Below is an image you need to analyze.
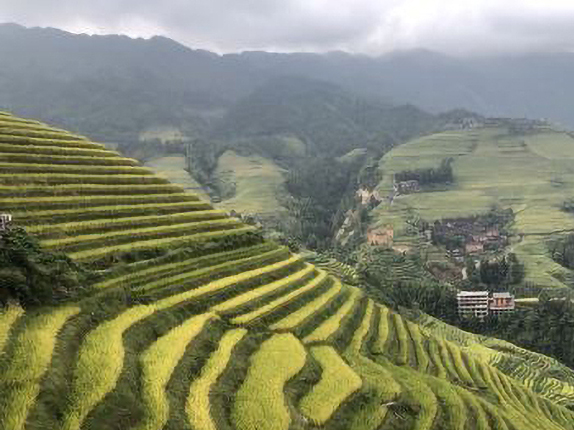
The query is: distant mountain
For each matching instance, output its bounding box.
[0,23,258,140]
[234,48,574,128]
[214,76,437,159]
[3,23,574,142]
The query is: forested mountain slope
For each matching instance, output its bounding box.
[1,112,574,430]
[5,23,574,137]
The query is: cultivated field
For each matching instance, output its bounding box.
[374,126,574,288]
[0,112,573,430]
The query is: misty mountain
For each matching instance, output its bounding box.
[2,22,574,141]
[214,76,439,159]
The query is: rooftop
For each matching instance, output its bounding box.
[457,291,489,297]
[492,292,513,298]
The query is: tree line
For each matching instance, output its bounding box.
[395,157,454,186]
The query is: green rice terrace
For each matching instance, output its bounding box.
[1,111,574,430]
[374,123,574,289]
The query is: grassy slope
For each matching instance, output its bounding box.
[374,126,574,288]
[144,155,210,200]
[0,112,573,430]
[214,150,287,217]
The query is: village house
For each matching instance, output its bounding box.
[465,241,484,254]
[0,213,12,231]
[394,180,420,195]
[489,292,515,315]
[356,187,382,205]
[367,226,394,246]
[447,248,465,263]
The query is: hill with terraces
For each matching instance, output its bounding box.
[1,111,574,430]
[373,122,574,290]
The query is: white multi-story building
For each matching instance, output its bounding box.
[457,291,490,319]
[457,290,516,318]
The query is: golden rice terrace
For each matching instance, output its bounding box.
[1,111,574,430]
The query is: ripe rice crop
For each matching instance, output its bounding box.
[383,364,438,430]
[0,120,63,130]
[427,339,448,379]
[0,306,79,430]
[96,244,284,290]
[0,152,138,166]
[0,304,24,355]
[438,340,464,383]
[391,313,409,366]
[0,173,168,186]
[186,329,247,430]
[348,299,375,354]
[230,269,329,325]
[15,201,211,225]
[270,277,342,331]
[28,210,226,239]
[303,287,362,344]
[0,134,102,149]
[4,192,197,212]
[0,121,77,135]
[0,162,152,175]
[406,322,429,372]
[424,377,466,430]
[232,333,306,430]
[62,256,302,429]
[42,218,242,254]
[456,388,490,430]
[135,313,214,430]
[213,264,316,315]
[372,306,390,354]
[0,127,86,141]
[131,250,297,293]
[444,341,475,386]
[0,183,183,198]
[0,115,42,124]
[299,346,362,425]
[0,142,117,157]
[461,352,488,388]
[69,226,255,261]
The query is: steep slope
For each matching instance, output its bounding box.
[0,112,573,430]
[373,122,574,289]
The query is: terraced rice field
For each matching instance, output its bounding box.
[1,112,573,430]
[374,126,574,288]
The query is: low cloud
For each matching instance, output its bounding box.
[2,0,574,55]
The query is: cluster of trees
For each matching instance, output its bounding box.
[464,253,525,289]
[548,233,574,269]
[395,157,454,186]
[355,247,459,322]
[285,157,360,249]
[0,227,96,307]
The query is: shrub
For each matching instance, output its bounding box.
[0,227,96,307]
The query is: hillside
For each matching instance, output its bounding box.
[7,23,574,137]
[1,112,574,430]
[373,122,574,289]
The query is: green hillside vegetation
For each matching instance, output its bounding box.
[213,150,288,218]
[1,112,574,430]
[374,125,574,289]
[144,156,207,197]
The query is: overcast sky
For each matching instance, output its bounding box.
[1,0,574,55]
